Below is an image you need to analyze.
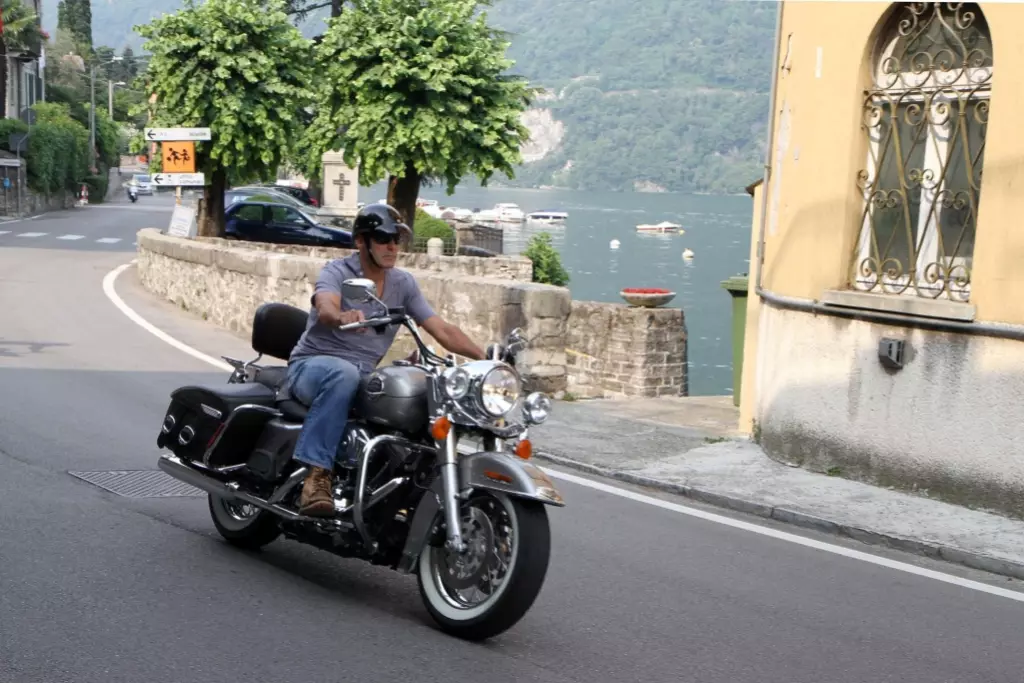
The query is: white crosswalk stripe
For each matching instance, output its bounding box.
[17,232,47,237]
[0,230,10,236]
[57,234,85,240]
[95,237,122,244]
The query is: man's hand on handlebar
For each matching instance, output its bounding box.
[338,309,365,326]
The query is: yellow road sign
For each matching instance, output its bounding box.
[162,141,196,174]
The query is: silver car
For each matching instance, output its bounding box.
[131,174,154,195]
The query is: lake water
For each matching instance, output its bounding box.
[361,182,754,396]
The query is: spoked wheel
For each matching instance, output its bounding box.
[417,492,551,640]
[208,493,281,550]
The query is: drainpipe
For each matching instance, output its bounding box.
[751,2,1024,342]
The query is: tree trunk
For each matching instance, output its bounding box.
[308,174,322,207]
[331,0,343,17]
[387,161,420,231]
[199,167,227,237]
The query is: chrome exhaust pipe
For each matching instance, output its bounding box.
[158,455,344,526]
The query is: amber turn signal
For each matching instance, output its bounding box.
[514,439,532,460]
[430,416,452,441]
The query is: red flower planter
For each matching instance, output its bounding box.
[620,288,676,308]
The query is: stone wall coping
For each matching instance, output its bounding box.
[189,232,534,278]
[136,227,553,290]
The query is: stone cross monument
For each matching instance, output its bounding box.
[319,150,360,219]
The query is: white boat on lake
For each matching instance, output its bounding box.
[472,203,525,224]
[526,210,569,224]
[636,221,683,234]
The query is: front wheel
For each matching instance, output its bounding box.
[208,493,281,550]
[417,492,551,640]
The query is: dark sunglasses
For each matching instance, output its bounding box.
[369,230,405,245]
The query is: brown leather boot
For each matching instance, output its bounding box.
[299,466,335,517]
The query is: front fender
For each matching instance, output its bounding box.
[395,451,564,574]
[458,451,565,508]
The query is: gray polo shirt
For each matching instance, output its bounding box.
[289,253,437,374]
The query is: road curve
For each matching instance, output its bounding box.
[2,199,1023,683]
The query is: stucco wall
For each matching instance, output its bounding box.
[739,2,1024,516]
[135,229,688,399]
[758,1,1024,323]
[752,303,1024,518]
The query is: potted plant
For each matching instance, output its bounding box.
[620,287,676,308]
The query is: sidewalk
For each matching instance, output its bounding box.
[530,395,1024,581]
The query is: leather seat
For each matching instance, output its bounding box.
[277,397,309,422]
[253,365,289,391]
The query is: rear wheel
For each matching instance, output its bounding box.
[208,494,281,550]
[417,492,551,640]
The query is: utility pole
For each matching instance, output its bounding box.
[89,65,95,160]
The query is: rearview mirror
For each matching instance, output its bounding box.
[342,278,377,303]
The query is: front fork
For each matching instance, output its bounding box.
[439,428,466,553]
[437,429,509,553]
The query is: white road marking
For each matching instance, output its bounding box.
[0,230,10,235]
[102,261,233,372]
[57,234,85,240]
[96,237,122,244]
[101,261,1024,604]
[17,232,47,238]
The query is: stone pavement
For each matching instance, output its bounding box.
[529,395,1024,581]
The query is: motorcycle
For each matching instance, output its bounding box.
[155,277,563,640]
[127,185,138,203]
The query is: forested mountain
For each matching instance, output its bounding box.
[42,0,777,194]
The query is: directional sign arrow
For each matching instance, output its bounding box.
[151,172,206,187]
[144,127,212,142]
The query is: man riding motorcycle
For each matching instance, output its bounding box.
[285,203,486,516]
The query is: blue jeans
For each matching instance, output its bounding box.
[287,355,363,470]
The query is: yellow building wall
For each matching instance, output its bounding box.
[757,0,1024,325]
[739,1,1024,518]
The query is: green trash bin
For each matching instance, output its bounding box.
[720,274,750,407]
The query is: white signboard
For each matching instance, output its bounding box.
[0,158,23,167]
[167,204,197,238]
[145,127,212,142]
[152,172,206,186]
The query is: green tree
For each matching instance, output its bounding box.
[522,232,569,287]
[2,0,42,120]
[299,0,534,228]
[56,0,93,57]
[136,0,314,236]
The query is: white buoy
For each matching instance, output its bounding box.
[682,248,694,259]
[610,239,620,249]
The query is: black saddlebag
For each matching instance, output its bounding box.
[157,383,278,464]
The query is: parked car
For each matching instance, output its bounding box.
[224,200,353,248]
[258,183,319,207]
[226,186,313,213]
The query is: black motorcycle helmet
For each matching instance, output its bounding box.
[351,203,413,268]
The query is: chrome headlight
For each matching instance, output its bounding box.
[444,367,471,399]
[479,365,521,417]
[522,392,552,425]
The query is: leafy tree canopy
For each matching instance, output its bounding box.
[299,0,534,222]
[135,0,314,234]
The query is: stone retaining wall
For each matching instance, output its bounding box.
[135,229,688,398]
[567,301,687,398]
[197,236,533,281]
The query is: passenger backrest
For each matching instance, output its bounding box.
[251,302,310,361]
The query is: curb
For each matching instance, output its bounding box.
[533,449,1024,582]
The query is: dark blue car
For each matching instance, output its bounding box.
[225,201,353,248]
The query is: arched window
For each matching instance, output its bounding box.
[852,2,991,302]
